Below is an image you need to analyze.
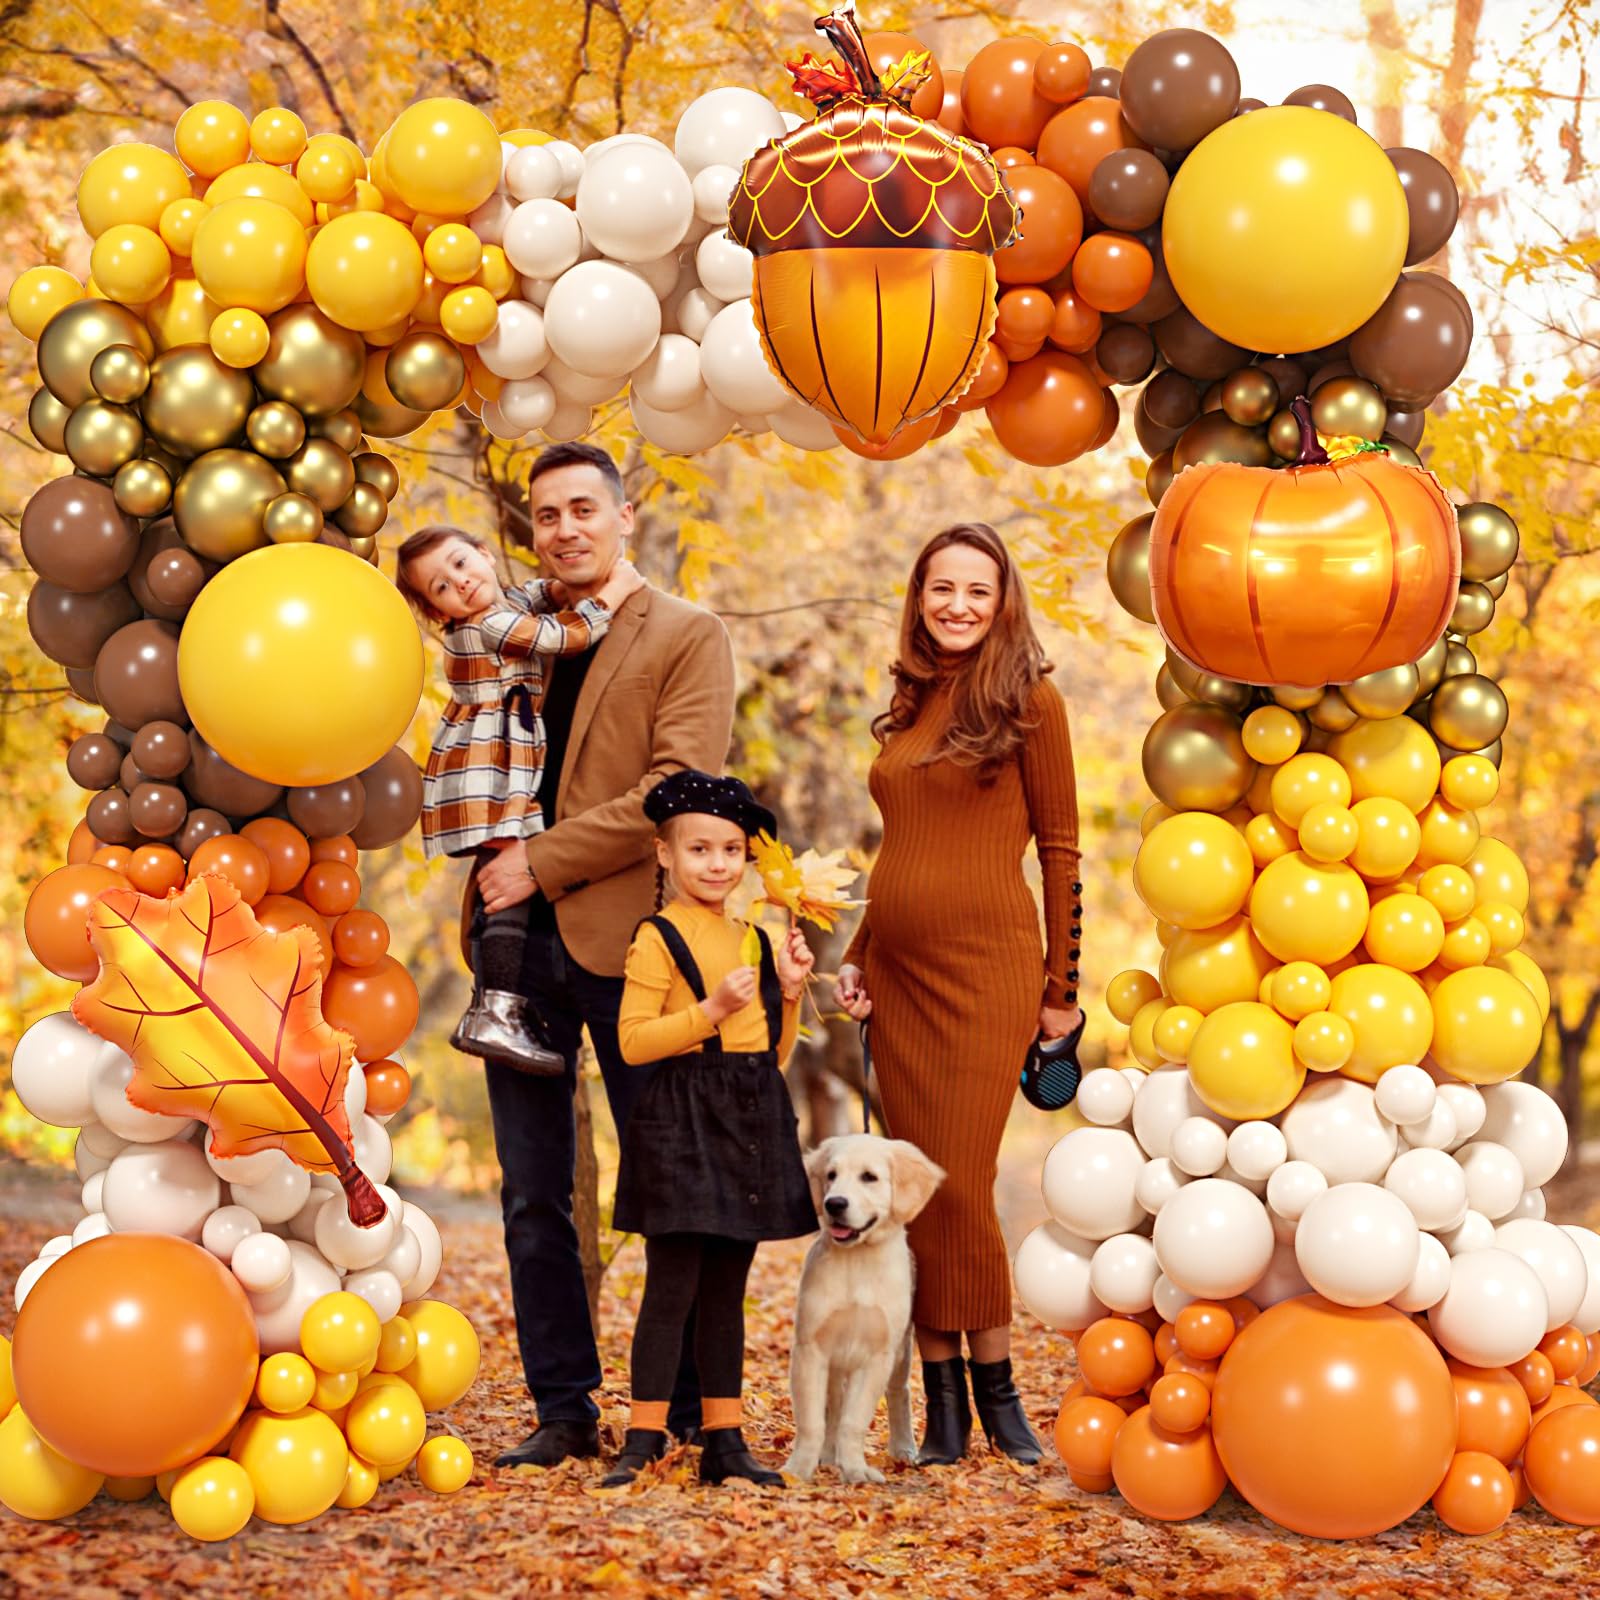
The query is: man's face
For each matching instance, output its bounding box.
[530,464,633,595]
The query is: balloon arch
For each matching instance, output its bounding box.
[3,0,1596,1545]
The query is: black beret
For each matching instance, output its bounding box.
[643,769,777,838]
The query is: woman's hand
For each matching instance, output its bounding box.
[835,963,872,1021]
[776,925,815,996]
[1040,1002,1083,1041]
[704,966,759,1025]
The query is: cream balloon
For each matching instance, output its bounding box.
[1226,1121,1288,1181]
[1374,1064,1436,1126]
[674,285,725,342]
[698,298,791,415]
[505,145,564,203]
[315,1184,399,1270]
[1266,1158,1327,1221]
[200,1203,262,1264]
[497,378,557,433]
[1560,1225,1600,1334]
[767,402,841,451]
[693,232,755,301]
[1076,1069,1136,1128]
[399,1203,443,1301]
[228,1151,312,1225]
[73,1212,111,1245]
[1456,1141,1526,1220]
[575,143,694,263]
[623,253,682,298]
[342,1267,404,1326]
[1152,1178,1275,1300]
[630,333,704,413]
[1492,1217,1588,1330]
[542,140,584,197]
[101,1138,220,1238]
[88,1046,195,1144]
[1428,1247,1548,1367]
[205,1145,285,1186]
[1012,1222,1106,1332]
[1437,1082,1487,1148]
[249,1239,342,1356]
[674,86,787,179]
[630,386,735,455]
[1153,1272,1196,1323]
[1383,1146,1468,1231]
[1294,1182,1420,1307]
[1134,1156,1188,1215]
[1170,1116,1228,1177]
[474,299,548,380]
[1249,1239,1313,1308]
[352,1115,393,1187]
[541,397,593,443]
[1132,1064,1223,1160]
[9,1013,100,1128]
[541,355,625,405]
[1441,1209,1495,1254]
[379,1222,423,1290]
[543,260,661,379]
[1280,1078,1398,1184]
[467,193,512,247]
[691,163,740,225]
[1041,1127,1146,1240]
[1089,1233,1161,1314]
[1391,1232,1452,1312]
[502,199,583,280]
[1477,1081,1569,1189]
[1399,1098,1458,1151]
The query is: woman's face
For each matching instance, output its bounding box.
[920,543,1002,654]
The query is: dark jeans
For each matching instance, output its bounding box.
[481,920,700,1428]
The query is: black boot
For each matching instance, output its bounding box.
[494,1419,600,1469]
[601,1428,667,1488]
[917,1357,971,1466]
[699,1427,783,1486]
[970,1357,1043,1465]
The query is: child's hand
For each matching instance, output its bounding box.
[544,578,569,607]
[776,926,814,995]
[598,558,644,609]
[704,965,759,1025]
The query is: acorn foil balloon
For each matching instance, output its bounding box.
[727,4,1019,446]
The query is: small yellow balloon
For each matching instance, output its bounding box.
[1327,963,1433,1083]
[1327,716,1442,815]
[336,1452,380,1508]
[1415,796,1481,868]
[1297,802,1358,864]
[1363,894,1445,972]
[78,143,191,236]
[1490,949,1548,1022]
[0,1407,104,1521]
[424,223,483,284]
[1127,996,1172,1070]
[1270,754,1352,830]
[6,266,84,340]
[170,1455,255,1542]
[1441,755,1499,812]
[416,1435,474,1494]
[297,136,363,204]
[1466,837,1529,915]
[473,244,518,300]
[1188,1001,1305,1118]
[1270,961,1332,1021]
[376,1317,418,1374]
[158,197,211,257]
[175,102,251,178]
[1437,915,1490,971]
[1348,796,1422,883]
[256,1353,318,1415]
[1241,706,1303,766]
[440,284,497,343]
[192,198,308,315]
[1107,969,1162,1026]
[399,1301,481,1411]
[88,223,171,305]
[1293,1010,1355,1073]
[1249,852,1370,965]
[204,162,315,229]
[301,1291,383,1375]
[322,179,387,220]
[384,98,504,217]
[1430,966,1543,1084]
[344,1380,426,1469]
[1476,901,1525,956]
[210,307,271,368]
[1133,812,1256,932]
[104,1474,156,1501]
[1162,916,1275,1013]
[306,212,425,332]
[229,1408,347,1525]
[250,107,308,166]
[312,1366,361,1412]
[1152,1004,1204,1063]
[1418,864,1476,922]
[1140,802,1176,838]
[145,277,221,350]
[1244,812,1297,869]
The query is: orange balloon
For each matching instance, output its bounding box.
[1449,1362,1531,1466]
[25,863,127,981]
[936,70,966,136]
[126,844,184,896]
[187,834,271,906]
[1433,1450,1515,1535]
[860,31,944,122]
[995,334,1044,364]
[1222,1297,1262,1331]
[953,342,1009,412]
[986,349,1105,467]
[11,1234,257,1477]
[68,817,96,865]
[931,406,962,440]
[1175,1304,1236,1362]
[309,833,359,866]
[1072,232,1154,313]
[1153,1324,1178,1366]
[1509,1458,1532,1510]
[1035,43,1091,105]
[1111,1407,1227,1520]
[1076,1317,1156,1397]
[994,166,1082,285]
[960,39,1057,151]
[92,845,133,874]
[1580,1334,1600,1388]
[1054,1394,1126,1478]
[1047,286,1102,353]
[1539,1324,1588,1383]
[363,1059,411,1116]
[989,145,1034,170]
[833,409,942,462]
[333,909,390,968]
[1524,1406,1600,1525]
[322,954,419,1060]
[302,860,362,918]
[1530,1382,1598,1428]
[1162,1351,1219,1389]
[1211,1296,1456,1538]
[1509,1351,1555,1407]
[241,817,312,895]
[255,892,335,973]
[1090,386,1120,449]
[996,286,1055,346]
[1037,97,1147,209]
[1149,1373,1210,1434]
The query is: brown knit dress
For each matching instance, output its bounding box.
[843,676,1080,1331]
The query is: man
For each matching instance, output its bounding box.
[468,441,736,1468]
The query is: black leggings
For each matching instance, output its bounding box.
[632,1234,756,1403]
[474,845,531,992]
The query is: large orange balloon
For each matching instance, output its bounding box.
[993,166,1082,285]
[1433,1450,1515,1535]
[1054,1394,1125,1480]
[1524,1405,1600,1525]
[241,817,311,895]
[255,892,334,973]
[1037,97,1147,209]
[25,863,127,981]
[960,39,1058,151]
[187,834,271,906]
[1449,1362,1531,1465]
[322,954,419,1060]
[986,349,1104,467]
[1211,1296,1456,1537]
[11,1234,257,1477]
[1111,1407,1227,1520]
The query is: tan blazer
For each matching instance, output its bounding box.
[460,583,736,978]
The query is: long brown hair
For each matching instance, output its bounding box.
[394,526,491,626]
[872,523,1049,775]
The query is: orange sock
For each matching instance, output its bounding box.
[629,1400,669,1432]
[702,1397,742,1431]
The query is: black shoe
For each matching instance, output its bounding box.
[970,1357,1043,1464]
[601,1428,667,1488]
[917,1357,971,1466]
[699,1427,783,1486]
[494,1419,600,1469]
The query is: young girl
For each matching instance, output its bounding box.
[605,770,817,1488]
[396,526,642,1074]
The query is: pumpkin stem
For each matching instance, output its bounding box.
[1290,397,1331,466]
[815,2,881,98]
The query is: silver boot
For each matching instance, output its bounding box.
[455,989,566,1076]
[450,995,486,1054]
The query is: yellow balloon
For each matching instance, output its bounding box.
[501,128,553,148]
[1437,915,1490,971]
[1415,796,1480,868]
[210,307,271,368]
[1466,837,1529,915]
[1107,969,1162,1025]
[440,284,497,343]
[1249,852,1370,964]
[1327,963,1433,1083]
[301,1292,382,1375]
[1418,863,1476,922]
[0,1407,103,1521]
[1270,960,1332,1021]
[306,212,425,333]
[322,179,387,220]
[1244,812,1297,869]
[159,197,211,256]
[416,1435,474,1494]
[250,107,308,166]
[256,1353,317,1415]
[192,198,308,315]
[1491,950,1549,1021]
[1161,106,1408,354]
[384,98,504,217]
[1292,1010,1355,1073]
[1140,802,1176,838]
[6,266,84,340]
[1188,1001,1305,1119]
[177,542,424,786]
[1241,705,1303,766]
[297,136,363,205]
[205,162,316,229]
[473,244,518,300]
[175,102,251,178]
[1270,754,1352,830]
[145,277,221,350]
[423,223,483,284]
[169,1455,255,1542]
[1161,915,1275,1013]
[376,1317,418,1374]
[1327,717,1442,814]
[1244,761,1278,816]
[1430,967,1544,1084]
[0,1333,15,1419]
[1128,996,1171,1070]
[1151,1003,1204,1063]
[1348,796,1421,882]
[1134,812,1256,931]
[399,1301,481,1411]
[1441,755,1499,812]
[78,143,191,236]
[1477,901,1525,956]
[229,1408,347,1525]
[344,1381,426,1469]
[1297,801,1358,864]
[1363,893,1445,972]
[104,1474,156,1501]
[89,223,171,305]
[336,1452,380,1509]
[311,1366,361,1412]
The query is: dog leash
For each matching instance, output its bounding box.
[858,1020,873,1134]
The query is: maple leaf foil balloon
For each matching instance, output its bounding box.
[728,3,1019,446]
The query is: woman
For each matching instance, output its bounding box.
[836,523,1082,1467]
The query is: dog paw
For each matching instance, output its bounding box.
[840,1462,886,1485]
[888,1442,917,1465]
[782,1453,819,1481]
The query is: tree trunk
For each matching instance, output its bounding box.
[1554,988,1600,1172]
[574,1070,603,1327]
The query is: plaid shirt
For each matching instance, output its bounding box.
[419,580,612,859]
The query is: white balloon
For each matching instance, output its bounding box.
[1384,1146,1469,1231]
[343,1267,404,1325]
[467,192,513,247]
[88,1046,195,1144]
[542,139,585,197]
[781,110,804,132]
[1171,1117,1228,1177]
[10,1012,100,1127]
[72,1211,112,1245]
[767,402,841,452]
[623,253,683,299]
[1493,1218,1588,1330]
[576,144,693,263]
[1392,1232,1452,1312]
[379,1222,423,1288]
[1456,1140,1525,1220]
[1478,1081,1569,1189]
[488,377,553,435]
[1400,1098,1458,1151]
[1295,1183,1420,1307]
[475,298,550,380]
[541,355,625,405]
[201,1204,262,1264]
[39,1235,74,1260]
[1249,1239,1313,1308]
[691,163,740,225]
[1226,1121,1288,1181]
[1281,1078,1397,1184]
[693,233,755,301]
[287,1189,333,1244]
[205,1145,284,1186]
[352,1115,393,1187]
[81,1171,104,1213]
[342,1064,367,1126]
[674,86,787,179]
[315,1184,399,1270]
[1090,1233,1161,1314]
[251,1240,342,1357]
[229,1151,312,1225]
[506,144,564,203]
[630,386,735,455]
[79,1120,128,1159]
[1152,1178,1275,1300]
[1077,1069,1134,1128]
[231,1230,293,1294]
[584,132,672,164]
[630,334,703,413]
[523,276,555,308]
[1132,1065,1218,1160]
[1216,1159,1269,1197]
[1506,1188,1547,1221]
[1560,1225,1600,1334]
[1271,1207,1299,1244]
[1134,1156,1187,1215]
[74,1133,112,1180]
[544,261,662,379]
[1152,1272,1196,1323]
[102,1138,220,1239]
[1012,1222,1106,1332]
[674,286,725,343]
[1374,1064,1436,1126]
[1441,1209,1495,1254]
[1429,1247,1549,1367]
[699,299,792,415]
[503,199,583,280]
[14,1257,56,1312]
[1041,1127,1146,1241]
[541,397,593,443]
[399,1204,443,1301]
[1437,1083,1487,1149]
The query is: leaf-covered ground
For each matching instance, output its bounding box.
[4,1164,1600,1600]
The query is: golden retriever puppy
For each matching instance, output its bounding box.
[784,1135,945,1484]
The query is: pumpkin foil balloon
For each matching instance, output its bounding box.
[728,4,1019,446]
[1149,400,1460,688]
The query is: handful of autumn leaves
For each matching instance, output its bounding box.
[735,833,864,997]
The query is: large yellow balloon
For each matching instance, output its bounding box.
[0,1407,104,1521]
[192,198,309,314]
[1188,1001,1305,1119]
[399,1301,481,1411]
[384,99,504,218]
[1349,796,1422,882]
[1271,754,1352,830]
[169,1455,255,1541]
[301,1293,382,1375]
[229,1407,347,1525]
[1249,852,1370,964]
[177,543,424,786]
[6,266,84,340]
[1161,106,1409,354]
[1328,963,1433,1083]
[1134,812,1256,931]
[1328,718,1442,814]
[345,1381,426,1469]
[204,162,315,229]
[1466,837,1530,914]
[77,143,191,236]
[1430,966,1544,1084]
[1491,950,1549,1022]
[1161,915,1275,1013]
[306,212,426,333]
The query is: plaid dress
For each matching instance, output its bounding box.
[420,581,612,859]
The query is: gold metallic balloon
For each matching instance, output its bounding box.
[1457,502,1519,583]
[333,480,388,538]
[1450,582,1495,636]
[1141,703,1256,813]
[1414,634,1449,696]
[354,391,430,439]
[1443,641,1477,679]
[1165,647,1204,699]
[1379,436,1421,468]
[28,387,71,453]
[1483,571,1509,599]
[385,331,466,413]
[310,407,363,454]
[1429,673,1509,751]
[1267,408,1302,459]
[353,451,400,501]
[1310,377,1388,443]
[1340,662,1420,720]
[246,400,308,459]
[253,305,366,417]
[347,534,378,560]
[1220,367,1278,427]
[1155,664,1189,711]
[286,437,356,512]
[1172,411,1273,472]
[141,347,254,457]
[1190,672,1253,714]
[1107,514,1155,624]
[64,399,145,476]
[1272,683,1325,711]
[1307,688,1359,733]
[263,491,325,543]
[90,343,151,404]
[172,448,287,561]
[113,458,174,517]
[1146,449,1174,507]
[37,299,153,408]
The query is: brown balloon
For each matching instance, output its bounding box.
[1386,147,1459,265]
[67,732,123,790]
[132,719,191,780]
[145,547,209,611]
[1087,150,1170,231]
[1310,377,1388,441]
[1107,514,1156,623]
[20,477,140,593]
[27,578,141,668]
[176,807,232,860]
[1088,67,1122,97]
[351,747,425,850]
[1385,407,1426,448]
[288,778,367,837]
[1457,503,1519,582]
[1221,368,1279,426]
[1283,84,1357,122]
[29,388,72,453]
[119,751,146,793]
[1153,307,1249,381]
[1172,411,1273,472]
[184,730,284,818]
[1235,97,1267,116]
[1142,370,1201,430]
[1349,273,1472,408]
[1135,402,1184,458]
[1146,448,1175,506]
[93,619,184,728]
[86,786,136,845]
[126,518,185,621]
[1119,29,1240,151]
[129,781,188,839]
[65,666,100,706]
[1097,323,1157,384]
[1256,357,1309,408]
[101,717,136,748]
[1118,233,1181,324]
[1307,359,1355,392]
